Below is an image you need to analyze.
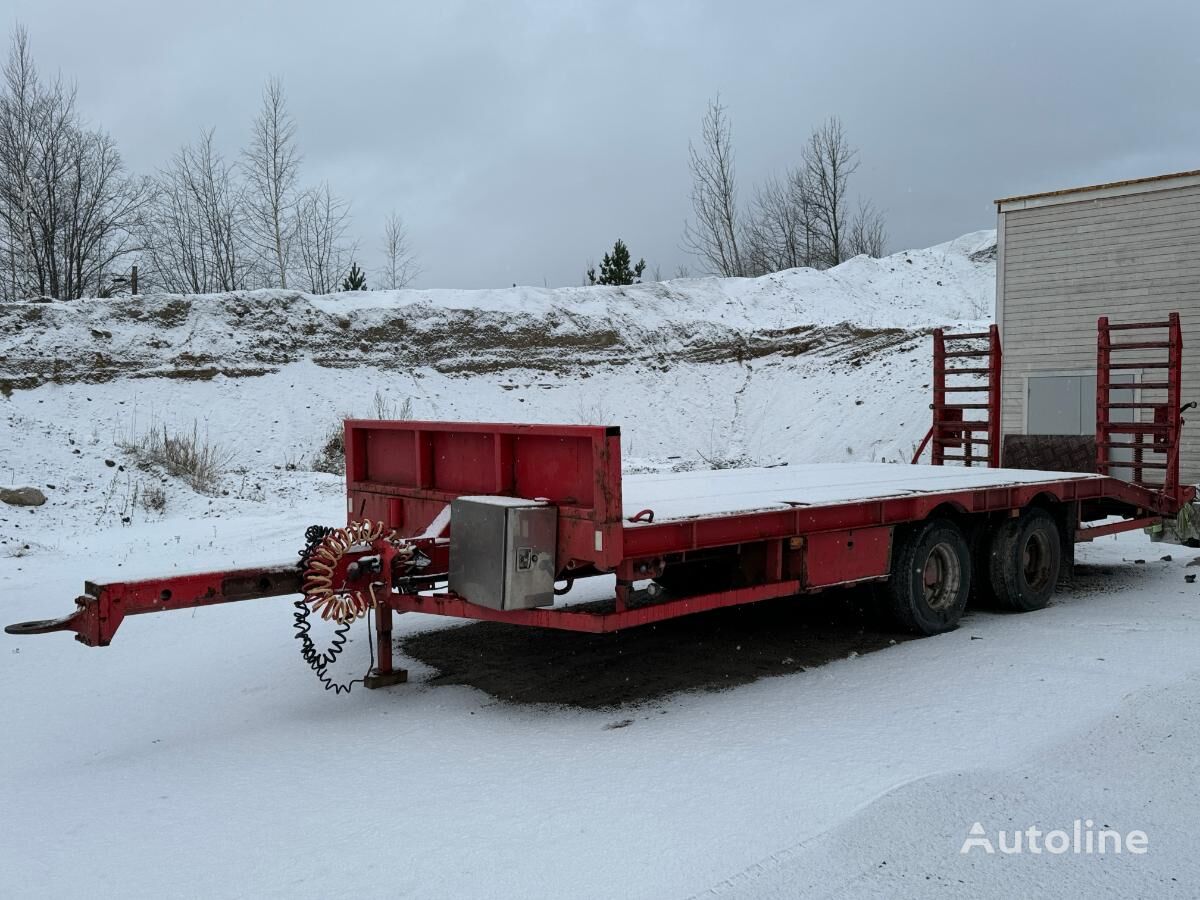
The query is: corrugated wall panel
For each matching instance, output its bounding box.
[998,183,1200,486]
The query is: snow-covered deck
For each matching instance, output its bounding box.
[623,462,1101,523]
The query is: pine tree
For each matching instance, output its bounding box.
[342,261,367,291]
[587,239,646,286]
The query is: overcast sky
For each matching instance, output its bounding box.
[9,0,1200,289]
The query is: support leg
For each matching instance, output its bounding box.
[364,606,407,689]
[615,579,632,613]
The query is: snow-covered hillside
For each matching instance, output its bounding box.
[0,232,996,550]
[0,231,995,390]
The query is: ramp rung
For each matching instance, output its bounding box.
[1108,341,1171,350]
[943,331,991,340]
[1102,423,1170,434]
[1103,381,1169,391]
[1109,361,1170,369]
[934,421,991,430]
[943,367,991,375]
[943,349,991,358]
[1098,442,1166,453]
[943,385,990,392]
[1107,321,1172,331]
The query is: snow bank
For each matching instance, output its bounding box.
[0,232,995,389]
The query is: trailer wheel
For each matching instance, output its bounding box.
[988,508,1061,612]
[885,518,971,635]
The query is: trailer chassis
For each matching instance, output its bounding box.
[7,314,1195,691]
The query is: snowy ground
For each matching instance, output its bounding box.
[3,519,1198,898]
[4,231,1199,897]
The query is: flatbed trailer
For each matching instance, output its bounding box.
[7,315,1196,692]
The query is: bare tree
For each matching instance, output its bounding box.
[846,198,887,258]
[379,211,419,289]
[242,77,299,289]
[744,173,804,275]
[0,26,148,300]
[0,26,37,299]
[682,96,744,277]
[294,182,353,294]
[142,130,247,293]
[745,163,837,275]
[803,117,858,267]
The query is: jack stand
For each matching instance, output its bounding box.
[365,603,406,689]
[364,667,408,689]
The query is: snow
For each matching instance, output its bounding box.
[3,525,1198,898]
[458,495,547,508]
[4,230,1199,897]
[625,463,1101,522]
[304,230,996,329]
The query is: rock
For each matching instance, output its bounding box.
[104,459,116,467]
[0,487,47,507]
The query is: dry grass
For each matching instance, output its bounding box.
[140,481,167,512]
[372,389,413,420]
[311,390,412,475]
[312,423,347,475]
[121,421,233,494]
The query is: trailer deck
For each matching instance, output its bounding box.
[621,463,1106,523]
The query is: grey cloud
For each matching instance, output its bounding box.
[14,0,1200,288]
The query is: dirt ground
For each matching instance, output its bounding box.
[400,588,913,710]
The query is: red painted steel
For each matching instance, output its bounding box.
[988,326,1003,466]
[915,324,1001,466]
[385,580,804,633]
[620,473,1175,558]
[1096,314,1193,510]
[4,565,301,646]
[803,527,893,588]
[344,420,625,572]
[1076,516,1163,542]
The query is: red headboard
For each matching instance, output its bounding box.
[343,420,624,571]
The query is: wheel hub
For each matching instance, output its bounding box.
[922,541,962,611]
[1022,531,1052,591]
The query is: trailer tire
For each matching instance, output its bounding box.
[885,518,971,635]
[988,508,1061,612]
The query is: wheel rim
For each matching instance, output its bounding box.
[1022,530,1053,591]
[922,541,962,611]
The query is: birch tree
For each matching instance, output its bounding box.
[294,182,352,294]
[803,117,858,267]
[682,96,744,277]
[380,210,419,289]
[242,77,299,288]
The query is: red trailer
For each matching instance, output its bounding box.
[7,315,1195,692]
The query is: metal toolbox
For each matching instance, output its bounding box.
[448,496,557,610]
